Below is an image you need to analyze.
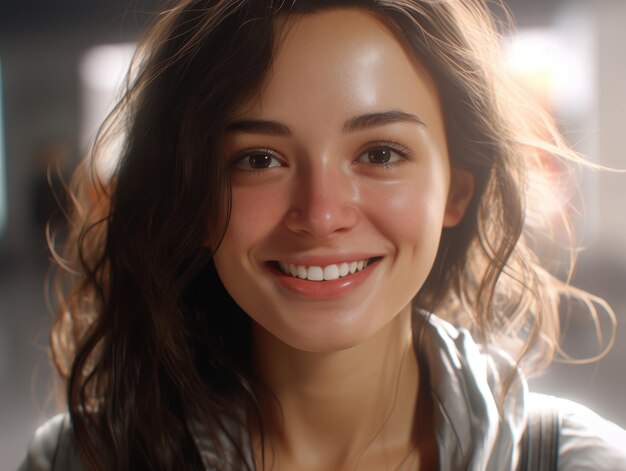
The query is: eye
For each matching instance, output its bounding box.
[356,142,409,166]
[235,150,283,171]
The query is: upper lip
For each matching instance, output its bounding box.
[267,254,381,267]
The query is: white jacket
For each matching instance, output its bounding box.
[19,311,626,470]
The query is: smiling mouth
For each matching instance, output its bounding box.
[269,257,382,282]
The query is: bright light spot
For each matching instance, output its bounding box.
[504,29,562,102]
[80,43,136,91]
[505,29,560,75]
[79,43,136,179]
[504,28,594,116]
[504,23,597,233]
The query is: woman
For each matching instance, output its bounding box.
[20,0,626,469]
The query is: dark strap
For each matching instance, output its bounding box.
[517,398,561,471]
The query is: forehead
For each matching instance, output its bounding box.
[232,8,444,134]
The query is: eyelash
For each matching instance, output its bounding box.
[358,141,411,169]
[232,148,284,175]
[231,140,412,174]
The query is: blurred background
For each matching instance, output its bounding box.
[1,0,625,467]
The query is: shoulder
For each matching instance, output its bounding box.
[414,311,626,470]
[557,396,626,469]
[18,413,84,471]
[528,393,626,470]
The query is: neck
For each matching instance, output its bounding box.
[251,305,422,469]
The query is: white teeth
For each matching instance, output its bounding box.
[277,259,373,281]
[323,264,339,281]
[307,266,324,281]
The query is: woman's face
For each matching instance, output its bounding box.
[214,8,472,352]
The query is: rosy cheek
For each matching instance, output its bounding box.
[225,185,289,248]
[361,179,446,244]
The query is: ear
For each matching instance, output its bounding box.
[443,167,474,228]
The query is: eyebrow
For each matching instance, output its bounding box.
[343,111,426,133]
[225,119,291,136]
[225,111,426,136]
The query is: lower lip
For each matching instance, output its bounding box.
[266,260,380,300]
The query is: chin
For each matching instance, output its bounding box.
[283,331,369,354]
[254,304,396,354]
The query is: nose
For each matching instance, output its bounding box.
[284,162,358,239]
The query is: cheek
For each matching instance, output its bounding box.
[221,184,289,252]
[362,178,448,247]
[213,185,288,314]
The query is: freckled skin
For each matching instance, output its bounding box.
[215,9,472,353]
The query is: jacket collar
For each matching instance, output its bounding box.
[414,310,527,471]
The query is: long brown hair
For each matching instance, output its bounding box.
[50,0,612,469]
